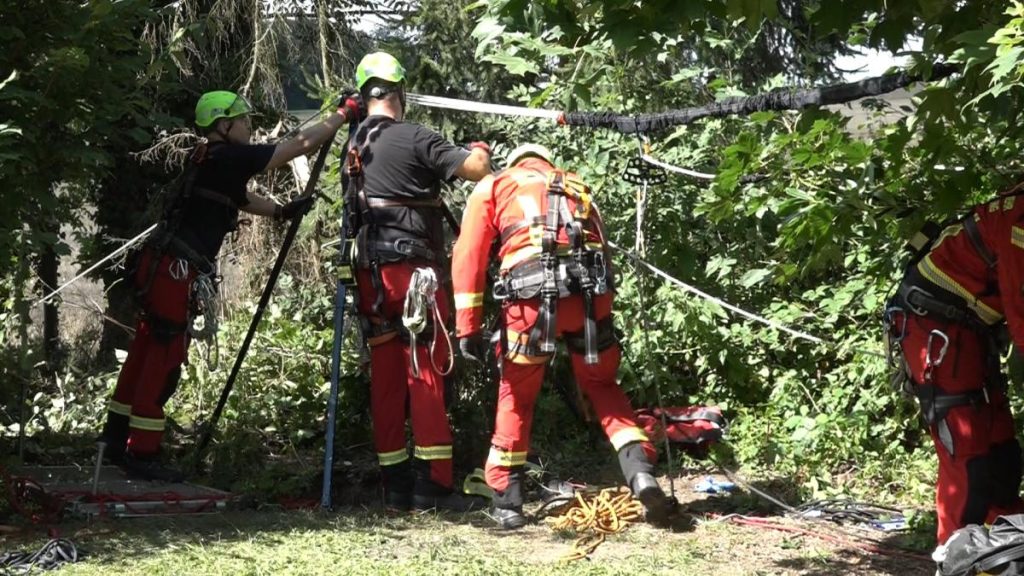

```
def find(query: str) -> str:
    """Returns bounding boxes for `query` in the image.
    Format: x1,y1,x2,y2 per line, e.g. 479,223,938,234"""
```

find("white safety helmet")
505,143,554,169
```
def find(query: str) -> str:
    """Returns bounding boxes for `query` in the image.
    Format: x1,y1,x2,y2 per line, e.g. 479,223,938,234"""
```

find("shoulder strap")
974,541,1024,573
963,214,997,269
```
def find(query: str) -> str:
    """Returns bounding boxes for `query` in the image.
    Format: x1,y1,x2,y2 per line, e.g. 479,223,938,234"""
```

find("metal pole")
320,279,347,509
192,136,337,467
321,120,358,510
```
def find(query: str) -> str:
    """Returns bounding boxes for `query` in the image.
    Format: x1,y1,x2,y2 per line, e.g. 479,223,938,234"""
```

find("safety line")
608,241,886,358
407,93,563,121
34,223,158,308
641,154,716,180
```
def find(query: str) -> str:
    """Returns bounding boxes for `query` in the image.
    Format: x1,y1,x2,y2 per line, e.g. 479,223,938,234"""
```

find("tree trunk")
38,240,60,370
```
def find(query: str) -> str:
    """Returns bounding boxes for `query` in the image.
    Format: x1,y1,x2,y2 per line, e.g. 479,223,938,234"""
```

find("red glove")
468,141,491,155
338,97,362,121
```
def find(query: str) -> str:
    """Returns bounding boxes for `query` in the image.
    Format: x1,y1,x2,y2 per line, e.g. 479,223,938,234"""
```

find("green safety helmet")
505,143,554,169
194,90,252,128
355,52,406,90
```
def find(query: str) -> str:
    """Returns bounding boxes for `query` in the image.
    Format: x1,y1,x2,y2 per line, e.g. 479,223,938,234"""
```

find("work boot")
122,453,186,483
95,434,126,465
491,505,528,530
98,413,129,464
383,490,412,512
631,472,672,525
412,491,482,513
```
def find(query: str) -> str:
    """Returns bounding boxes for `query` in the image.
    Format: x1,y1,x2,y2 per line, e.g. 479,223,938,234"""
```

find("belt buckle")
903,285,932,316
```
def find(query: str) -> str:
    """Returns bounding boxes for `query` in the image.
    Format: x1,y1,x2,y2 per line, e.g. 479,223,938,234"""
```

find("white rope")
407,93,563,121
610,238,884,356
34,223,158,308
402,267,454,377
640,154,716,181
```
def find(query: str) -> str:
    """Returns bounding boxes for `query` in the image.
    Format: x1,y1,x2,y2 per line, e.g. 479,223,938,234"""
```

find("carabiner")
925,329,950,369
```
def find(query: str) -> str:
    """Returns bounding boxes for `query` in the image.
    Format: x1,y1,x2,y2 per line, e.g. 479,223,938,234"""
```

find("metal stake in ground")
191,136,338,469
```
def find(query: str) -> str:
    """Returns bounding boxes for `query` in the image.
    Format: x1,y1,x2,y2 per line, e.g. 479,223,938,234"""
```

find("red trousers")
898,314,1024,543
105,249,194,456
357,263,454,494
486,293,653,504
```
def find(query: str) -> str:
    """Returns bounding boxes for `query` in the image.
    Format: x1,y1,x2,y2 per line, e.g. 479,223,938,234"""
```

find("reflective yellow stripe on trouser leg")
128,415,165,432
414,445,453,461
609,427,649,451
108,400,132,416
378,449,409,466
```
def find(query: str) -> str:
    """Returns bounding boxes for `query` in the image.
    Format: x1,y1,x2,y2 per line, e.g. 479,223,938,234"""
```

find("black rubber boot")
631,472,671,525
383,490,412,512
412,491,482,513
122,453,186,483
618,442,672,525
492,505,528,530
98,412,129,465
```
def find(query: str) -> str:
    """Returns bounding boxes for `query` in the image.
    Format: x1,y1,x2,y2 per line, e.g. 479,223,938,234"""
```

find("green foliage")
12,0,1024,514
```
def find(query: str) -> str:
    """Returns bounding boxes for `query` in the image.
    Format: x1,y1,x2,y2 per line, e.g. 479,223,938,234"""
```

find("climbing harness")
402,267,454,377
493,168,611,364
884,204,1012,457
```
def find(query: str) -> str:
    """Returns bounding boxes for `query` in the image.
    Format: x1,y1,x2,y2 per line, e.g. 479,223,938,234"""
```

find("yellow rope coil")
545,487,645,561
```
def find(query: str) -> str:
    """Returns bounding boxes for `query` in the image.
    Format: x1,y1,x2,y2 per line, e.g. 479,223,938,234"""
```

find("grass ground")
2,474,936,576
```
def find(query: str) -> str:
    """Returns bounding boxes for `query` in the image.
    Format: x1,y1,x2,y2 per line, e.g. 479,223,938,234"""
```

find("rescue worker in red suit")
98,90,362,481
346,52,492,511
452,144,672,529
887,193,1024,544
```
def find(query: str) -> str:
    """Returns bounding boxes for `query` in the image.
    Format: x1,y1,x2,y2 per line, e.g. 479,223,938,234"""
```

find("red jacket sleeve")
452,175,498,336
995,201,1024,350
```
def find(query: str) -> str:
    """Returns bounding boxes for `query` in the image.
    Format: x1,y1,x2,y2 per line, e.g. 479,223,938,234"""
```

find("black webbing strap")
916,384,990,457
963,215,997,269
528,171,564,355
565,208,598,364
974,542,1024,573
500,216,545,244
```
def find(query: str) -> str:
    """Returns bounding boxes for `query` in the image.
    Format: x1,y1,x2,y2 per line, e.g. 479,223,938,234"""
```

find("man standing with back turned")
345,51,492,511
451,143,672,529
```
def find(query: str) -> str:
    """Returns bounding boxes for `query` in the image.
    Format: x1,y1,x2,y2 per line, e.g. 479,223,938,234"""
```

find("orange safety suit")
452,157,655,509
888,194,1024,544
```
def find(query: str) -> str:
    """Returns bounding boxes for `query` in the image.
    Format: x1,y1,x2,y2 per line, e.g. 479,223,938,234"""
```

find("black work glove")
278,195,314,220
459,332,488,363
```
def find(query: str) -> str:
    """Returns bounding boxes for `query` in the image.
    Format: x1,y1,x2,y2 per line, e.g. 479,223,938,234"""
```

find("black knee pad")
990,439,1023,507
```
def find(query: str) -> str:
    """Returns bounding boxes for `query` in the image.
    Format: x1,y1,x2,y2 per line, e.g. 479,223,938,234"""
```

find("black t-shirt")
175,142,275,261
352,115,469,256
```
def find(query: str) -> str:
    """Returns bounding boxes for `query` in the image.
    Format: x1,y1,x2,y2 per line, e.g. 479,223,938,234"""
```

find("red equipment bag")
634,406,726,458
